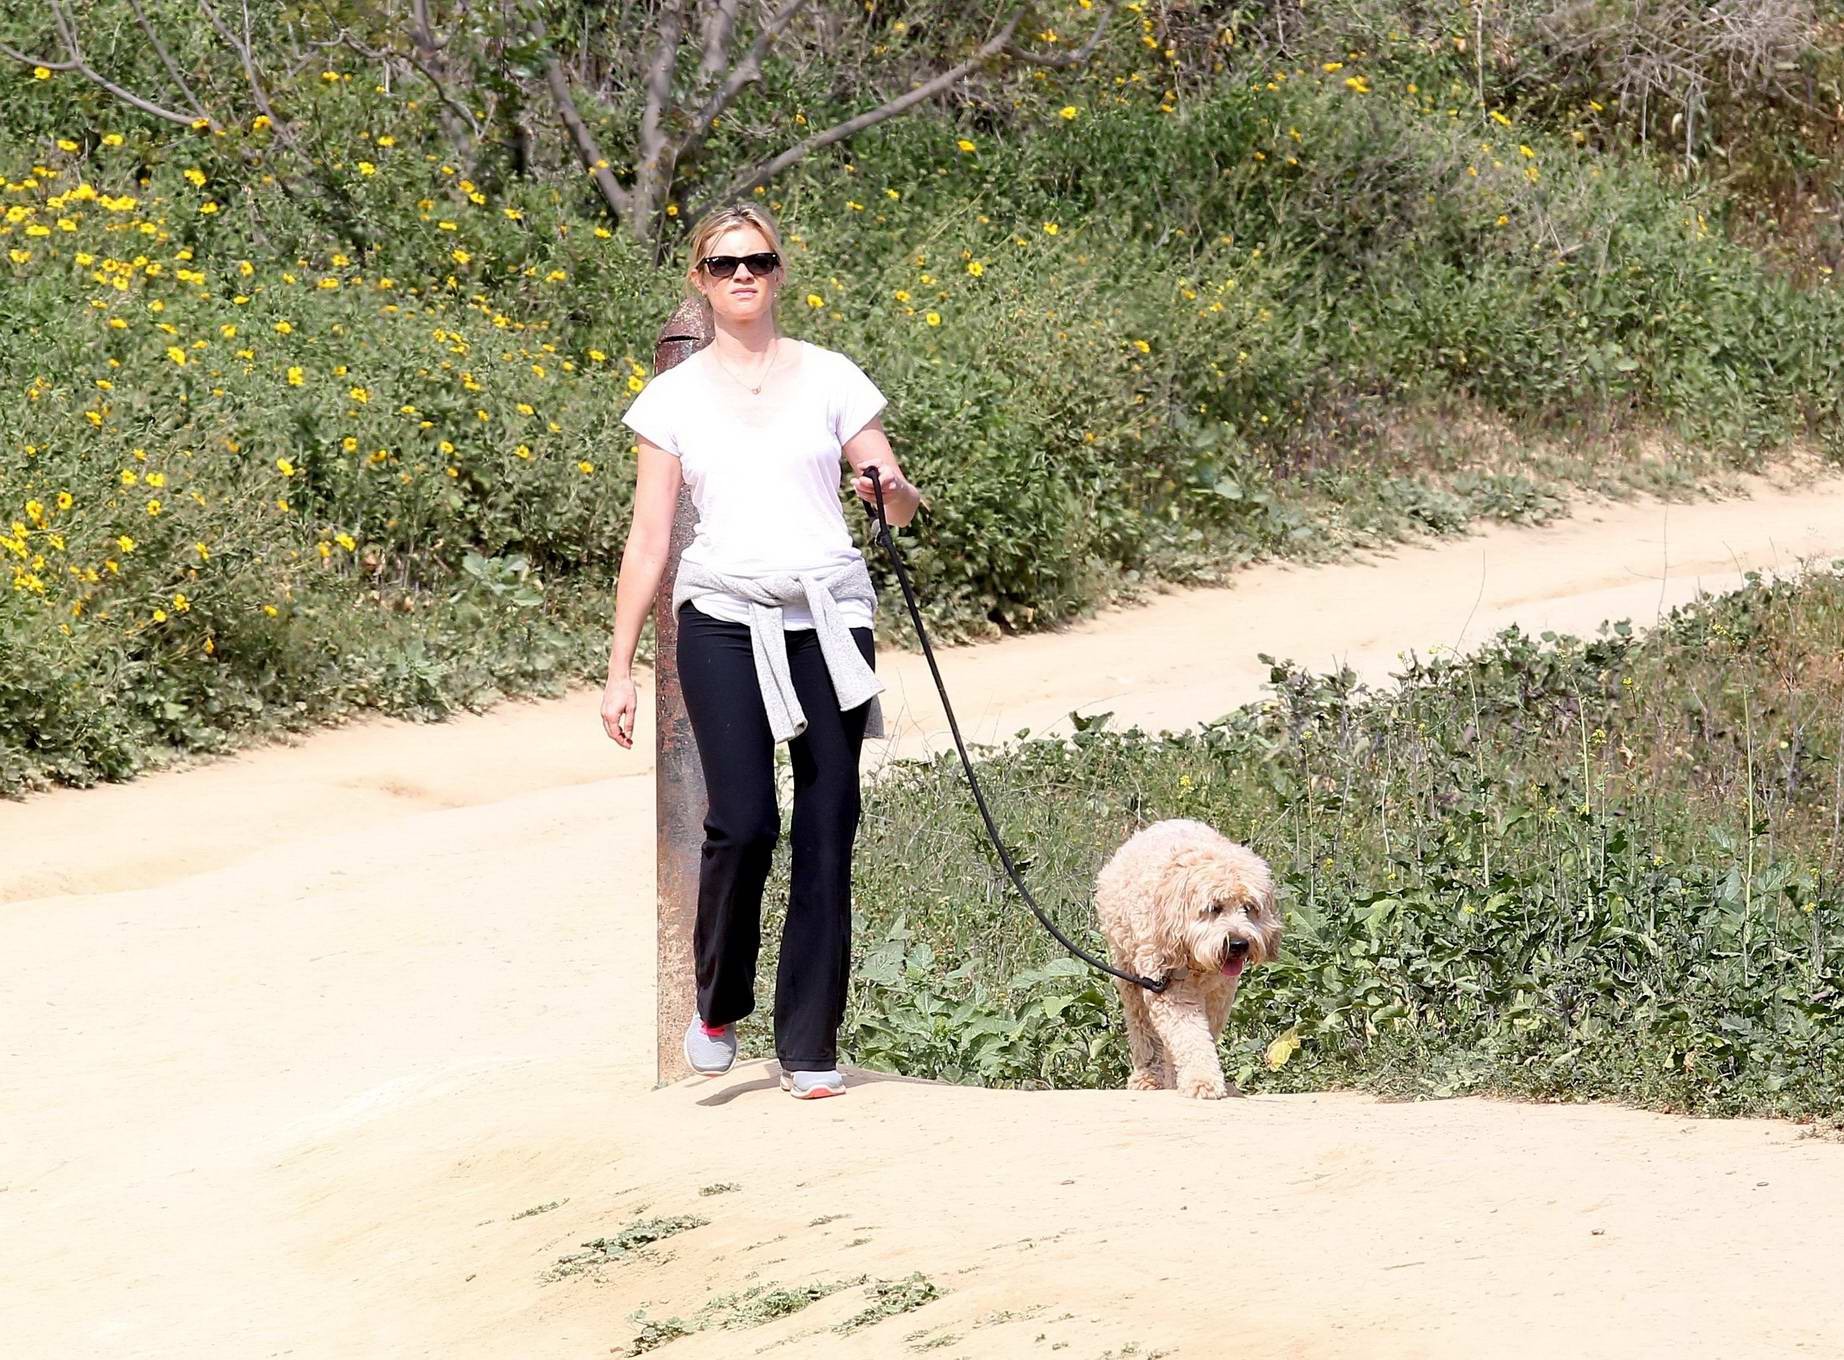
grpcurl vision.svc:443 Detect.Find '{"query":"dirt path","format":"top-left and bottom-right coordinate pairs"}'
top-left (7, 468), bottom-right (1844, 1358)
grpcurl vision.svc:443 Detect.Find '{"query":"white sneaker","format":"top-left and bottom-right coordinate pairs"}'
top-left (683, 1014), bottom-right (737, 1076)
top-left (779, 1068), bottom-right (846, 1099)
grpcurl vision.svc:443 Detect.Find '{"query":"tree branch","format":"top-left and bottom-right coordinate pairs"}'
top-left (695, 0), bottom-right (746, 87)
top-left (126, 0), bottom-right (214, 123)
top-left (1004, 0), bottom-right (1120, 68)
top-left (535, 24), bottom-right (628, 224)
top-left (635, 0), bottom-right (693, 196)
top-left (1, 0), bottom-right (217, 129)
top-left (313, 23), bottom-right (482, 153)
top-left (681, 7), bottom-right (1031, 225)
top-left (673, 0), bottom-right (814, 169)
top-left (194, 0), bottom-right (305, 155)
top-left (410, 0), bottom-right (451, 54)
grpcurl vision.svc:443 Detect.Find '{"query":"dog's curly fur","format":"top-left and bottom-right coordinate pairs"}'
top-left (1094, 819), bottom-right (1281, 1099)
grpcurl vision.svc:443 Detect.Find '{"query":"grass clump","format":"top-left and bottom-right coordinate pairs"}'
top-left (624, 1272), bottom-right (943, 1354)
top-left (546, 1214), bottom-right (707, 1280)
top-left (835, 1273), bottom-right (943, 1335)
top-left (626, 1316), bottom-right (695, 1355)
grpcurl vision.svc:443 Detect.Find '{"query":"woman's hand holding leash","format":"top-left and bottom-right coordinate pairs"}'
top-left (853, 464), bottom-right (917, 525)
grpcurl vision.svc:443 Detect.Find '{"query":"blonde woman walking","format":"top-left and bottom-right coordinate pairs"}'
top-left (601, 204), bottom-right (922, 1099)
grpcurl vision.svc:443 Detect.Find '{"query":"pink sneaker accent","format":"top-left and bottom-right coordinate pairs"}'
top-left (701, 1022), bottom-right (728, 1038)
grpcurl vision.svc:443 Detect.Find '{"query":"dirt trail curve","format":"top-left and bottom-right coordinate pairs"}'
top-left (7, 469), bottom-right (1844, 1359)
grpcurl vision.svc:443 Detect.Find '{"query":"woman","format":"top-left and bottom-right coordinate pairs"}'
top-left (601, 203), bottom-right (922, 1100)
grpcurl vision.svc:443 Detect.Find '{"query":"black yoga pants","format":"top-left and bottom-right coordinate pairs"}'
top-left (674, 602), bottom-right (874, 1072)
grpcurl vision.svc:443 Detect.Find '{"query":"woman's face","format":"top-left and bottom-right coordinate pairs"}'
top-left (693, 224), bottom-right (783, 325)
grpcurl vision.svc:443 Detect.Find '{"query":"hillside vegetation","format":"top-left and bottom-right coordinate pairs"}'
top-left (3, 0), bottom-right (1842, 793)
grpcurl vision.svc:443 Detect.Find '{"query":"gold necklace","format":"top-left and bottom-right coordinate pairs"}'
top-left (710, 336), bottom-right (781, 396)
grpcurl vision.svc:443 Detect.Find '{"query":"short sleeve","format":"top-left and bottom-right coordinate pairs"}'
top-left (831, 353), bottom-right (887, 446)
top-left (621, 373), bottom-right (681, 457)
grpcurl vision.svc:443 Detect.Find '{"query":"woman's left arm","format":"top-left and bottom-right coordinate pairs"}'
top-left (843, 417), bottom-right (923, 528)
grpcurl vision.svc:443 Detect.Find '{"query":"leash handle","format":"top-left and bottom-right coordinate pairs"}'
top-left (862, 463), bottom-right (891, 530)
top-left (857, 464), bottom-right (1168, 994)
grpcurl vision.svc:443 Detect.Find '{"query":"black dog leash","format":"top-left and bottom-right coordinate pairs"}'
top-left (858, 467), bottom-right (1169, 994)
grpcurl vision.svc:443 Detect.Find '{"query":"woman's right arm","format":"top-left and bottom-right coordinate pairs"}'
top-left (601, 439), bottom-right (683, 748)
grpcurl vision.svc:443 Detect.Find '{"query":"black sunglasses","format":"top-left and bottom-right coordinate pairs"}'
top-left (697, 251), bottom-right (781, 280)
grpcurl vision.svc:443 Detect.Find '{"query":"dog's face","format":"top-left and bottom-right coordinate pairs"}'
top-left (1159, 839), bottom-right (1282, 983)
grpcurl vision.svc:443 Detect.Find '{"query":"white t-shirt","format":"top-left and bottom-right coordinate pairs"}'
top-left (621, 337), bottom-right (885, 631)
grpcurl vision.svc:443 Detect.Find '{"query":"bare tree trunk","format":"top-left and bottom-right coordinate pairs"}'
top-left (540, 31), bottom-right (631, 227)
top-left (631, 0), bottom-right (696, 244)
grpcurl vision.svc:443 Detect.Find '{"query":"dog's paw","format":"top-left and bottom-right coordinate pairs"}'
top-left (1127, 1070), bottom-right (1165, 1092)
top-left (1179, 1072), bottom-right (1229, 1100)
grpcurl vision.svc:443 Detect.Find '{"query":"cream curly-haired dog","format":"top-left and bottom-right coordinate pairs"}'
top-left (1094, 818), bottom-right (1282, 1099)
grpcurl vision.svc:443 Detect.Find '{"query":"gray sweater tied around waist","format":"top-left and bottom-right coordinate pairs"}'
top-left (670, 556), bottom-right (885, 744)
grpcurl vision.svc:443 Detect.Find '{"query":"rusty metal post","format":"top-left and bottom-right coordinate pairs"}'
top-left (653, 295), bottom-right (714, 1085)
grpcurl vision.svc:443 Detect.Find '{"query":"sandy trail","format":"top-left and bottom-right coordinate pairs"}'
top-left (6, 469), bottom-right (1844, 1359)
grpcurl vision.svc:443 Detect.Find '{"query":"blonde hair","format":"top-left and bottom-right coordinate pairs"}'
top-left (682, 202), bottom-right (790, 300)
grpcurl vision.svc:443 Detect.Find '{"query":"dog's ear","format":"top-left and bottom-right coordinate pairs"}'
top-left (1133, 852), bottom-right (1216, 976)
top-left (1140, 897), bottom-right (1191, 976)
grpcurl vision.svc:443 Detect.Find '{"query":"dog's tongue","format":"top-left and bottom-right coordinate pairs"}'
top-left (1221, 955), bottom-right (1247, 981)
